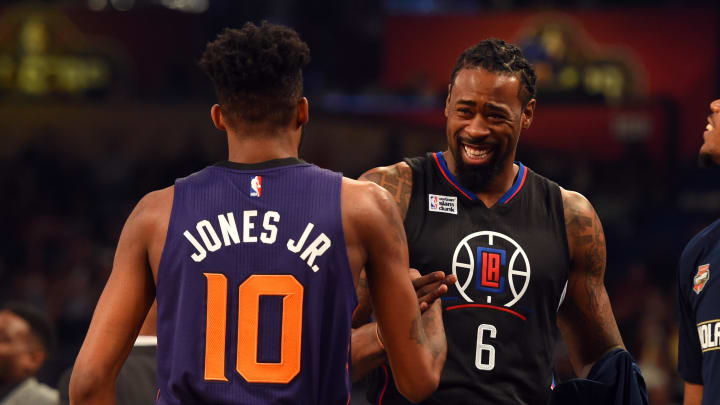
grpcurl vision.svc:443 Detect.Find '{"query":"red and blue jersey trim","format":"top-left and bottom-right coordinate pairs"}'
top-left (445, 303), bottom-right (527, 321)
top-left (498, 161), bottom-right (527, 204)
top-left (375, 364), bottom-right (389, 404)
top-left (433, 152), bottom-right (477, 201)
top-left (432, 152), bottom-right (527, 204)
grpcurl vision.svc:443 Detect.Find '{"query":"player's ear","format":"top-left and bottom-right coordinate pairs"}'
top-left (210, 104), bottom-right (226, 131)
top-left (521, 99), bottom-right (535, 130)
top-left (296, 97), bottom-right (309, 128)
top-left (444, 84), bottom-right (452, 118)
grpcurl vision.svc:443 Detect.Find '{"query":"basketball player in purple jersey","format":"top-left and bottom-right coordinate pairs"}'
top-left (69, 22), bottom-right (446, 405)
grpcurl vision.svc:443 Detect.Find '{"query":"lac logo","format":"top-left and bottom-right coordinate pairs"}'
top-left (694, 264), bottom-right (710, 294)
top-left (452, 231), bottom-right (531, 307)
top-left (250, 176), bottom-right (262, 197)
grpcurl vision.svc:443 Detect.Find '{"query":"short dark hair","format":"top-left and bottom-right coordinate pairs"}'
top-left (449, 38), bottom-right (536, 106)
top-left (3, 302), bottom-right (55, 355)
top-left (198, 21), bottom-right (311, 127)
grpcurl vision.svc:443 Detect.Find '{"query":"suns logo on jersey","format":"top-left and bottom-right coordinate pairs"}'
top-left (451, 231), bottom-right (531, 308)
top-left (250, 176), bottom-right (262, 197)
top-left (694, 264), bottom-right (710, 294)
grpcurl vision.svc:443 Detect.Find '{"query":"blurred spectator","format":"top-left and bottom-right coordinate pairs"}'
top-left (0, 302), bottom-right (58, 405)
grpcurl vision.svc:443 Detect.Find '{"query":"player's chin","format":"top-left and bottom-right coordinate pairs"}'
top-left (698, 150), bottom-right (720, 168)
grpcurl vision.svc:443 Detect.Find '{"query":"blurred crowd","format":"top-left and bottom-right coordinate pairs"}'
top-left (0, 1), bottom-right (719, 404)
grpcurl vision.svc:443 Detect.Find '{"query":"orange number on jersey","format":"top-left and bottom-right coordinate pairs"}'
top-left (204, 273), bottom-right (229, 381)
top-left (203, 273), bottom-right (304, 384)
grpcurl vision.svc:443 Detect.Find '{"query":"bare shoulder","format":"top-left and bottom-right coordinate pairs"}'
top-left (560, 188), bottom-right (601, 238)
top-left (125, 185), bottom-right (175, 272)
top-left (561, 188), bottom-right (595, 219)
top-left (358, 162), bottom-right (412, 219)
top-left (132, 186), bottom-right (174, 229)
top-left (342, 178), bottom-right (397, 220)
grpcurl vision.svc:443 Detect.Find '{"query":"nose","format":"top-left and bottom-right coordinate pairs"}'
top-left (711, 99), bottom-right (720, 113)
top-left (465, 115), bottom-right (491, 138)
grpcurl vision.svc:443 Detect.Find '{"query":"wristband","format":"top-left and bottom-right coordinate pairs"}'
top-left (375, 323), bottom-right (385, 351)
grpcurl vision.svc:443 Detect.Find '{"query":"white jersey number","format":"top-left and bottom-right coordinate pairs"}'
top-left (475, 324), bottom-right (497, 371)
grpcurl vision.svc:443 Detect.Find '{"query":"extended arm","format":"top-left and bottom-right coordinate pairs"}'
top-left (347, 180), bottom-right (446, 402)
top-left (70, 190), bottom-right (168, 404)
top-left (351, 164), bottom-right (453, 383)
top-left (557, 189), bottom-right (624, 378)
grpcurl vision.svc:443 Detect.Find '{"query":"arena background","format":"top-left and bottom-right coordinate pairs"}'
top-left (0, 0), bottom-right (718, 403)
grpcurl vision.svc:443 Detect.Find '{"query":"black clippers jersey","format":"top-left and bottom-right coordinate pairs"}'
top-left (368, 152), bottom-right (570, 405)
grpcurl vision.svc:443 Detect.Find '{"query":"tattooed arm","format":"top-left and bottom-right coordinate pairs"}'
top-left (344, 179), bottom-right (445, 402)
top-left (557, 189), bottom-right (624, 378)
top-left (351, 163), bottom-right (453, 382)
top-left (352, 162), bottom-right (413, 326)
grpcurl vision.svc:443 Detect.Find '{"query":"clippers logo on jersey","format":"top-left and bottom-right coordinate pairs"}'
top-left (250, 176), bottom-right (262, 197)
top-left (694, 264), bottom-right (710, 294)
top-left (477, 247), bottom-right (505, 292)
top-left (452, 231), bottom-right (530, 307)
top-left (428, 194), bottom-right (457, 214)
top-left (697, 320), bottom-right (720, 352)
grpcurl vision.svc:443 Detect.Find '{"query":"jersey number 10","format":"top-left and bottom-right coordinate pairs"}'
top-left (203, 273), bottom-right (304, 384)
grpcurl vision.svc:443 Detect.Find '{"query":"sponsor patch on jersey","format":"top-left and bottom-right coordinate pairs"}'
top-left (694, 264), bottom-right (710, 294)
top-left (428, 194), bottom-right (457, 214)
top-left (250, 175), bottom-right (262, 197)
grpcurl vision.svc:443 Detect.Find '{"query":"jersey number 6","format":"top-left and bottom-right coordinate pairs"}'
top-left (475, 323), bottom-right (496, 371)
top-left (203, 273), bottom-right (304, 384)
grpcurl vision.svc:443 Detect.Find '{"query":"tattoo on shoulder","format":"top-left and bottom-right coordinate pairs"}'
top-left (360, 165), bottom-right (412, 219)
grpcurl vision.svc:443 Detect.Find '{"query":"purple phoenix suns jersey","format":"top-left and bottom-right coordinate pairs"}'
top-left (368, 152), bottom-right (570, 405)
top-left (678, 219), bottom-right (720, 405)
top-left (156, 158), bottom-right (357, 405)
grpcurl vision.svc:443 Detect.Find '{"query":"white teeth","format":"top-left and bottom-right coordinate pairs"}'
top-left (707, 124), bottom-right (714, 131)
top-left (463, 144), bottom-right (489, 159)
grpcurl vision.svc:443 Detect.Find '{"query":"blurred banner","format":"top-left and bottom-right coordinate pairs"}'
top-left (382, 7), bottom-right (718, 161)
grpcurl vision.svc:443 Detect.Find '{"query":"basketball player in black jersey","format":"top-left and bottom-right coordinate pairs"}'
top-left (352, 39), bottom-right (645, 405)
top-left (676, 98), bottom-right (720, 405)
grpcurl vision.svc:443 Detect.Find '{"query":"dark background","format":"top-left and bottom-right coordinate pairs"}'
top-left (1, 0), bottom-right (719, 403)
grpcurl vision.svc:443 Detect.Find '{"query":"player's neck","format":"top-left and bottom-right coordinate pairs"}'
top-left (226, 128), bottom-right (300, 164)
top-left (445, 150), bottom-right (519, 207)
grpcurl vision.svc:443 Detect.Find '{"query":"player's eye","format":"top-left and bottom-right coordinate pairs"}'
top-left (457, 108), bottom-right (473, 117)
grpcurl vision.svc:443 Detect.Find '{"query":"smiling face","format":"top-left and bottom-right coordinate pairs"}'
top-left (444, 68), bottom-right (535, 192)
top-left (699, 99), bottom-right (720, 167)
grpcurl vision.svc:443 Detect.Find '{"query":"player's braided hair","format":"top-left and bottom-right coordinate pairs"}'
top-left (449, 38), bottom-right (536, 106)
top-left (199, 21), bottom-right (311, 127)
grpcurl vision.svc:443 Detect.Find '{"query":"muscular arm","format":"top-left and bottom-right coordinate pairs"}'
top-left (557, 189), bottom-right (624, 378)
top-left (359, 162), bottom-right (413, 219)
top-left (351, 164), bottom-right (452, 383)
top-left (70, 188), bottom-right (171, 404)
top-left (346, 180), bottom-right (445, 402)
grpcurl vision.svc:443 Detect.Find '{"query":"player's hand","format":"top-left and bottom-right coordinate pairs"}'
top-left (409, 269), bottom-right (457, 312)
